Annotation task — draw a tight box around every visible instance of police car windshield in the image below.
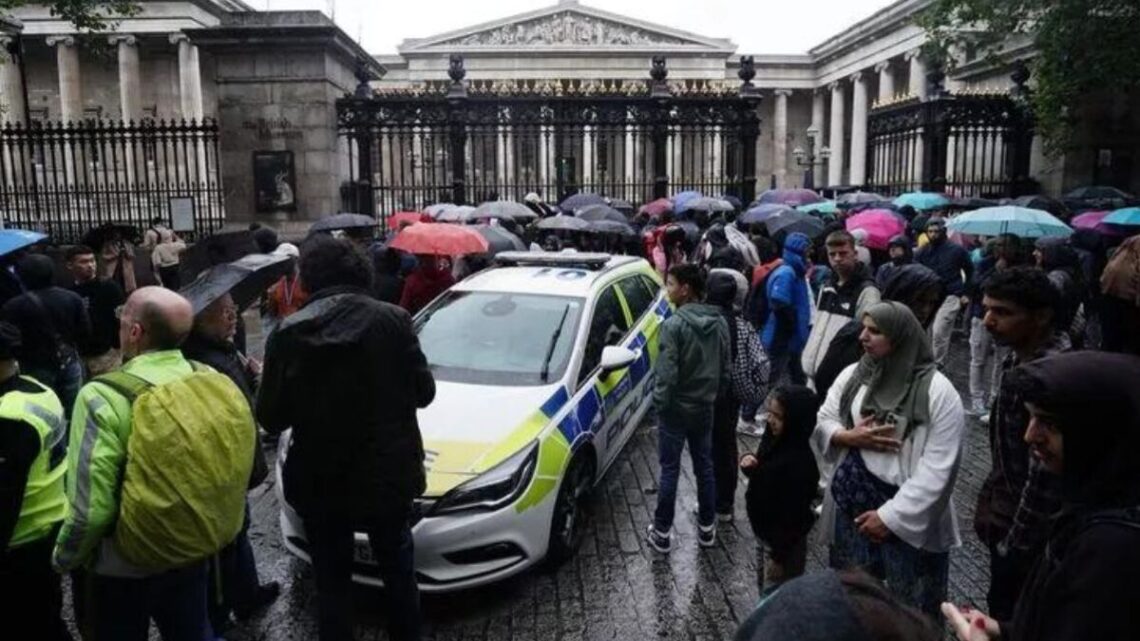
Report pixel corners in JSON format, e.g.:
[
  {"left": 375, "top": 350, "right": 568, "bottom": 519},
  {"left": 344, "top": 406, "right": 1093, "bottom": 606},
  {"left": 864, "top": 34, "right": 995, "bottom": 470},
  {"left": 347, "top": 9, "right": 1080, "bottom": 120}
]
[{"left": 415, "top": 291, "right": 584, "bottom": 386}]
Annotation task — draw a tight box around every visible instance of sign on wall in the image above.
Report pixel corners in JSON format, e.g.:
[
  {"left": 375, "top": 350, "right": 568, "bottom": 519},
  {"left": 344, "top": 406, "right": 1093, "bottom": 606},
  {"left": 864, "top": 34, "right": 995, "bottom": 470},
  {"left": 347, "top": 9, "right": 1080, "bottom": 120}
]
[{"left": 253, "top": 150, "right": 298, "bottom": 213}]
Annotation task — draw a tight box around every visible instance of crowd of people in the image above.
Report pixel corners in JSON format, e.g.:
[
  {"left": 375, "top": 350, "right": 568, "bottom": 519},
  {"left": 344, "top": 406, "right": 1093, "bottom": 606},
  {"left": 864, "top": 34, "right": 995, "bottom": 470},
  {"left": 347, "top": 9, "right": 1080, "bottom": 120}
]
[{"left": 1, "top": 191, "right": 1139, "bottom": 641}]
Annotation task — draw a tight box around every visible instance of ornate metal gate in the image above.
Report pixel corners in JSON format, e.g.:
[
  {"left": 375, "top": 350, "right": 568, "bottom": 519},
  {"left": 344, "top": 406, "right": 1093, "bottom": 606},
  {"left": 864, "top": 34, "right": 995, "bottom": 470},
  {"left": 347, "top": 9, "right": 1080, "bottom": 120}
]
[{"left": 337, "top": 55, "right": 763, "bottom": 217}]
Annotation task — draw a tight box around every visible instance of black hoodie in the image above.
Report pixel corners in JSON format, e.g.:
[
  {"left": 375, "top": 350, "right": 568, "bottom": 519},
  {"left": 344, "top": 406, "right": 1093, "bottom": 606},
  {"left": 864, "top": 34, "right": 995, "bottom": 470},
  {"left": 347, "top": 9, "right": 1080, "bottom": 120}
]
[
  {"left": 1003, "top": 352, "right": 1140, "bottom": 641},
  {"left": 744, "top": 385, "right": 821, "bottom": 551}
]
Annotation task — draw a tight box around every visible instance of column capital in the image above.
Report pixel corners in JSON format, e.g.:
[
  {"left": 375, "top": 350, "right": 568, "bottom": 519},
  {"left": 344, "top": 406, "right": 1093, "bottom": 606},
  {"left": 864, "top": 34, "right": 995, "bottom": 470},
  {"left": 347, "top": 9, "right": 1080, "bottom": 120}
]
[
  {"left": 904, "top": 48, "right": 924, "bottom": 62},
  {"left": 773, "top": 89, "right": 793, "bottom": 98},
  {"left": 874, "top": 61, "right": 892, "bottom": 73},
  {"left": 109, "top": 34, "right": 138, "bottom": 47},
  {"left": 849, "top": 70, "right": 865, "bottom": 83},
  {"left": 45, "top": 35, "right": 76, "bottom": 48},
  {"left": 828, "top": 80, "right": 843, "bottom": 92},
  {"left": 168, "top": 32, "right": 190, "bottom": 45}
]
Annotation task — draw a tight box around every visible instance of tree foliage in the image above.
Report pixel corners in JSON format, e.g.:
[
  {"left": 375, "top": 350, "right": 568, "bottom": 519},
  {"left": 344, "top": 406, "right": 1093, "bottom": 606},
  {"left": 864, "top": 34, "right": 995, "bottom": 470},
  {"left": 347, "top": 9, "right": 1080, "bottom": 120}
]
[
  {"left": 0, "top": 0, "right": 140, "bottom": 33},
  {"left": 921, "top": 0, "right": 1140, "bottom": 155}
]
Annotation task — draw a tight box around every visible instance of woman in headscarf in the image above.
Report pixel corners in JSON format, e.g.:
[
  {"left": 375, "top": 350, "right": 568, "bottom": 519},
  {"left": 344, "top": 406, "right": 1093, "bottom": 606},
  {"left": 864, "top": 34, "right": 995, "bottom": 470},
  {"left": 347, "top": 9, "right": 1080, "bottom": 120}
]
[
  {"left": 813, "top": 301, "right": 965, "bottom": 619},
  {"left": 1098, "top": 235, "right": 1140, "bottom": 355},
  {"left": 740, "top": 385, "right": 819, "bottom": 594},
  {"left": 943, "top": 351, "right": 1140, "bottom": 641}
]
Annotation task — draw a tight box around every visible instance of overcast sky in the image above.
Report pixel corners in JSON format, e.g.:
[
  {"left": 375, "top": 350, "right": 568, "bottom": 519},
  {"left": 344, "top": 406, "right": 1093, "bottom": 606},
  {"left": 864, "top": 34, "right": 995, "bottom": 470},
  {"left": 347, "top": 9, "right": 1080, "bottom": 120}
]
[{"left": 253, "top": 0, "right": 900, "bottom": 55}]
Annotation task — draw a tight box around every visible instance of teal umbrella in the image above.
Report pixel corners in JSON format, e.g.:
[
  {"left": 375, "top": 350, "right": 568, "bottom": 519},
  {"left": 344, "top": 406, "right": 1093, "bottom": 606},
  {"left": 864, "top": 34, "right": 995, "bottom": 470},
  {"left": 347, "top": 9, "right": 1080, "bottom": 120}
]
[
  {"left": 894, "top": 192, "right": 950, "bottom": 211},
  {"left": 0, "top": 229, "right": 48, "bottom": 257},
  {"left": 946, "top": 206, "right": 1072, "bottom": 238},
  {"left": 1104, "top": 207, "right": 1140, "bottom": 226},
  {"left": 796, "top": 200, "right": 838, "bottom": 216}
]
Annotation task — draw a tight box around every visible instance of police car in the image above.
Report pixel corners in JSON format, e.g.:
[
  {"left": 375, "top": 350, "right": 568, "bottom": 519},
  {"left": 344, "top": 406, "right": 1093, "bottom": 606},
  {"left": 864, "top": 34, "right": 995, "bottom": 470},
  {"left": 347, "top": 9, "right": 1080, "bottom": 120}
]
[{"left": 277, "top": 251, "right": 669, "bottom": 591}]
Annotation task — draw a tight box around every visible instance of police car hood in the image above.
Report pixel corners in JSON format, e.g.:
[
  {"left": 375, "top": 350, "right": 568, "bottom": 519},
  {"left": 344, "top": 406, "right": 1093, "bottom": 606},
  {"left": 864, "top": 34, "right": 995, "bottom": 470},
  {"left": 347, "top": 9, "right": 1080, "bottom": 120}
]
[{"left": 418, "top": 380, "right": 565, "bottom": 497}]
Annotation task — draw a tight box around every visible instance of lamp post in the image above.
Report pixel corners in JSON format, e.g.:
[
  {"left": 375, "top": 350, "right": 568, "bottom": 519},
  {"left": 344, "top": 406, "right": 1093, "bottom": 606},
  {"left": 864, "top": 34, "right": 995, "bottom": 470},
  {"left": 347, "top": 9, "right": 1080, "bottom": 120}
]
[{"left": 793, "top": 125, "right": 830, "bottom": 190}]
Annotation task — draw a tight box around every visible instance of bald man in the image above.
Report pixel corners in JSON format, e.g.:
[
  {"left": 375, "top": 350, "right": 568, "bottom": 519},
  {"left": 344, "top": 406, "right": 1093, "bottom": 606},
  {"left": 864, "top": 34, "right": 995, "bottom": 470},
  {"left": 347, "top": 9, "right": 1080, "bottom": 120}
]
[{"left": 53, "top": 287, "right": 234, "bottom": 641}]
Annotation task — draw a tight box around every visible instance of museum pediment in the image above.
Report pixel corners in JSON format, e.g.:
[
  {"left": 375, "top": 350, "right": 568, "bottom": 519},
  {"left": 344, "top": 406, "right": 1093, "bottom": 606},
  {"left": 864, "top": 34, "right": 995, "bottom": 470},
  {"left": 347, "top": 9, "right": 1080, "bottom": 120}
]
[{"left": 398, "top": 2, "right": 735, "bottom": 54}]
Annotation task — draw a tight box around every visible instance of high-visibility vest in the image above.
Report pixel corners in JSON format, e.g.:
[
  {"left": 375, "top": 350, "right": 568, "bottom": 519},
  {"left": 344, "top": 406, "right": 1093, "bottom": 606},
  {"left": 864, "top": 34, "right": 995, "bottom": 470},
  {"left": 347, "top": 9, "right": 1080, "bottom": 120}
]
[{"left": 4, "top": 377, "right": 67, "bottom": 549}]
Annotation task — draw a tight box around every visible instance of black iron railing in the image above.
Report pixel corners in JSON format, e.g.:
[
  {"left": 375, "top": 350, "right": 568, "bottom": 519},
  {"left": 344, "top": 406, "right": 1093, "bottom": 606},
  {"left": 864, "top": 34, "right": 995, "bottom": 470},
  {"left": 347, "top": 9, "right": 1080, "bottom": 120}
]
[{"left": 0, "top": 118, "right": 225, "bottom": 243}]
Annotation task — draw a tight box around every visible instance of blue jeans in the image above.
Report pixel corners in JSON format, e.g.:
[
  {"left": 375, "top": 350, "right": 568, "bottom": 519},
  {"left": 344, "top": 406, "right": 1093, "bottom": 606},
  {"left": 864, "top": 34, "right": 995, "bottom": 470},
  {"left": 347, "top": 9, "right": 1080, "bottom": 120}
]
[
  {"left": 654, "top": 411, "right": 716, "bottom": 532},
  {"left": 28, "top": 349, "right": 83, "bottom": 423},
  {"left": 829, "top": 509, "right": 949, "bottom": 619},
  {"left": 81, "top": 562, "right": 213, "bottom": 641}
]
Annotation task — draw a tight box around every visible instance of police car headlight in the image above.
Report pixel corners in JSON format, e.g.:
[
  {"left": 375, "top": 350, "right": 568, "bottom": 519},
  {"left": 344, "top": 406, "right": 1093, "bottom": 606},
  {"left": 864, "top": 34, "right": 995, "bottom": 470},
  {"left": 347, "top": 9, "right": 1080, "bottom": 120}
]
[{"left": 432, "top": 441, "right": 539, "bottom": 516}]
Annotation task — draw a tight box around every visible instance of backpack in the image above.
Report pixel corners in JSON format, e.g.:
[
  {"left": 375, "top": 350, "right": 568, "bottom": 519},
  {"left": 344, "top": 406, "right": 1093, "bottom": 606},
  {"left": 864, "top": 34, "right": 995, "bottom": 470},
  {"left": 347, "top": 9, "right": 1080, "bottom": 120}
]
[
  {"left": 97, "top": 363, "right": 255, "bottom": 570},
  {"left": 728, "top": 315, "right": 771, "bottom": 406}
]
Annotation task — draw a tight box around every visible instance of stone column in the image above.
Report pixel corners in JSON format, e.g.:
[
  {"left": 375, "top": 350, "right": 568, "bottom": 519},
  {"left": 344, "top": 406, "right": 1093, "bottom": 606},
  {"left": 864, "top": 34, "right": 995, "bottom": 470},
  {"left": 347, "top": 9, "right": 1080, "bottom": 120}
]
[
  {"left": 0, "top": 35, "right": 27, "bottom": 124},
  {"left": 906, "top": 49, "right": 927, "bottom": 100},
  {"left": 47, "top": 35, "right": 81, "bottom": 122},
  {"left": 623, "top": 124, "right": 634, "bottom": 201},
  {"left": 503, "top": 127, "right": 514, "bottom": 198},
  {"left": 170, "top": 33, "right": 203, "bottom": 120},
  {"left": 711, "top": 127, "right": 722, "bottom": 190},
  {"left": 810, "top": 89, "right": 825, "bottom": 152},
  {"left": 849, "top": 71, "right": 869, "bottom": 186},
  {"left": 827, "top": 80, "right": 845, "bottom": 187},
  {"left": 110, "top": 35, "right": 141, "bottom": 122},
  {"left": 581, "top": 125, "right": 594, "bottom": 189},
  {"left": 876, "top": 61, "right": 895, "bottom": 103},
  {"left": 538, "top": 125, "right": 549, "bottom": 193},
  {"left": 772, "top": 89, "right": 791, "bottom": 188}
]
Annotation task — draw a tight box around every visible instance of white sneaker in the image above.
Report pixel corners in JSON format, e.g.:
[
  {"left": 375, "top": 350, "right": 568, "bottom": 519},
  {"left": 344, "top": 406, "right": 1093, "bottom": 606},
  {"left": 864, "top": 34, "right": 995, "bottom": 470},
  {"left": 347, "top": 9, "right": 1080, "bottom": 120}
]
[{"left": 697, "top": 522, "right": 717, "bottom": 548}]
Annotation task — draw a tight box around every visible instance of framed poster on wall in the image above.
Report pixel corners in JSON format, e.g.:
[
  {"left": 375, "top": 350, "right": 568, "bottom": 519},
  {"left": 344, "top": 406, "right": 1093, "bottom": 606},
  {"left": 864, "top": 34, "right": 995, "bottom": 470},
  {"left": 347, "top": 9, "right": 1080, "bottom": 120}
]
[{"left": 253, "top": 150, "right": 298, "bottom": 213}]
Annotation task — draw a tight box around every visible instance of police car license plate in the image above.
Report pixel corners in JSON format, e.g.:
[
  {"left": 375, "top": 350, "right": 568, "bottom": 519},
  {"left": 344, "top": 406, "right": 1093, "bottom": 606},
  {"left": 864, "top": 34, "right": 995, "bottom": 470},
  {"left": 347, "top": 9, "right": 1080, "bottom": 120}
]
[{"left": 353, "top": 539, "right": 375, "bottom": 565}]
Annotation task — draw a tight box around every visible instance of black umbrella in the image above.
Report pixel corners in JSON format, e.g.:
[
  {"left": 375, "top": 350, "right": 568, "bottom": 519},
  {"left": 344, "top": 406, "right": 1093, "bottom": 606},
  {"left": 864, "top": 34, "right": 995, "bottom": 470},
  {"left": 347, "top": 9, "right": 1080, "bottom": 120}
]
[
  {"left": 473, "top": 200, "right": 538, "bottom": 222},
  {"left": 560, "top": 192, "right": 607, "bottom": 211},
  {"left": 674, "top": 220, "right": 702, "bottom": 245},
  {"left": 179, "top": 252, "right": 295, "bottom": 315},
  {"left": 585, "top": 219, "right": 635, "bottom": 237},
  {"left": 607, "top": 198, "right": 635, "bottom": 215},
  {"left": 1009, "top": 195, "right": 1069, "bottom": 220},
  {"left": 471, "top": 224, "right": 527, "bottom": 255},
  {"left": 537, "top": 215, "right": 592, "bottom": 232},
  {"left": 765, "top": 209, "right": 825, "bottom": 239},
  {"left": 576, "top": 204, "right": 628, "bottom": 223},
  {"left": 82, "top": 223, "right": 141, "bottom": 251},
  {"left": 308, "top": 213, "right": 377, "bottom": 234}
]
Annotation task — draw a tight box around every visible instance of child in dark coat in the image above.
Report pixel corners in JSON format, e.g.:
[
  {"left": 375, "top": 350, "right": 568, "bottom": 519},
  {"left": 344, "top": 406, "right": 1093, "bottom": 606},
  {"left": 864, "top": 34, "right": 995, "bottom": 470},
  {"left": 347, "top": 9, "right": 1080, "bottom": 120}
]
[{"left": 741, "top": 385, "right": 821, "bottom": 594}]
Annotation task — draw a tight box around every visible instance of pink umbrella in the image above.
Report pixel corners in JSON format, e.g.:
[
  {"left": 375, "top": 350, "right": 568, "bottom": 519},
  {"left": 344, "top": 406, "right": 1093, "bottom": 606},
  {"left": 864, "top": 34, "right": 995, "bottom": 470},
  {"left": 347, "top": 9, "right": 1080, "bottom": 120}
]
[
  {"left": 846, "top": 209, "right": 906, "bottom": 250},
  {"left": 1071, "top": 210, "right": 1129, "bottom": 236},
  {"left": 639, "top": 198, "right": 673, "bottom": 218}
]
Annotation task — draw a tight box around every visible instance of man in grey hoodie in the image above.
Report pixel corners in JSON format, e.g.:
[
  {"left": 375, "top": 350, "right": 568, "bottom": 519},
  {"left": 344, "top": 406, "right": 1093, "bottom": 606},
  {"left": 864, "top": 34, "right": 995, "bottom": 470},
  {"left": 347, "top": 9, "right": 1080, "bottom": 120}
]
[{"left": 648, "top": 263, "right": 731, "bottom": 552}]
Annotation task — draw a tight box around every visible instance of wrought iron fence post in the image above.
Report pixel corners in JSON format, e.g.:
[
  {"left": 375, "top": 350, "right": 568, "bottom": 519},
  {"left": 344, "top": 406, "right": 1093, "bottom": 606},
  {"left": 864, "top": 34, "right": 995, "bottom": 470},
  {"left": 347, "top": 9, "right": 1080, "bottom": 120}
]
[
  {"left": 447, "top": 54, "right": 469, "bottom": 205},
  {"left": 649, "top": 56, "right": 670, "bottom": 199},
  {"left": 738, "top": 56, "right": 762, "bottom": 205},
  {"left": 351, "top": 61, "right": 375, "bottom": 216},
  {"left": 1007, "top": 61, "right": 1034, "bottom": 197}
]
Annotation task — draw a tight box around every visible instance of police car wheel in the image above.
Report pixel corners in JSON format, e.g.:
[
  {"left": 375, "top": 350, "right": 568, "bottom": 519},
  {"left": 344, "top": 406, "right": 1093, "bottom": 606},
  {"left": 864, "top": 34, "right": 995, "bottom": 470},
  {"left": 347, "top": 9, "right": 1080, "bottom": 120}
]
[{"left": 546, "top": 453, "right": 595, "bottom": 564}]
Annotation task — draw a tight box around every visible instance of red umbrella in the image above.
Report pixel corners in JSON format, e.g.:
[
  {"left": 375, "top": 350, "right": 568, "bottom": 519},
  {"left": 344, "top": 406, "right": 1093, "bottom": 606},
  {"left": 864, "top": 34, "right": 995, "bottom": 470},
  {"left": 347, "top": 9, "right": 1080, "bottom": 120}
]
[
  {"left": 387, "top": 211, "right": 431, "bottom": 230},
  {"left": 639, "top": 198, "right": 673, "bottom": 218},
  {"left": 389, "top": 222, "right": 489, "bottom": 256},
  {"left": 846, "top": 209, "right": 905, "bottom": 250}
]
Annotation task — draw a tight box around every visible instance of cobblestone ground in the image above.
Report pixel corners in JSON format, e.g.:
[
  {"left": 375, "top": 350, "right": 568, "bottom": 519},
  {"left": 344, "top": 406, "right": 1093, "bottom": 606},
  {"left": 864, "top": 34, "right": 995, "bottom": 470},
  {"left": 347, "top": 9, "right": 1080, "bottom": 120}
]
[{"left": 210, "top": 323, "right": 992, "bottom": 641}]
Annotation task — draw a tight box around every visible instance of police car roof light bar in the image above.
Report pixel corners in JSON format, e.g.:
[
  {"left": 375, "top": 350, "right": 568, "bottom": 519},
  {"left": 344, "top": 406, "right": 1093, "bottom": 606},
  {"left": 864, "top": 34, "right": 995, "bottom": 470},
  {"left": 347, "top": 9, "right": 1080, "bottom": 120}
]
[{"left": 493, "top": 251, "right": 613, "bottom": 271}]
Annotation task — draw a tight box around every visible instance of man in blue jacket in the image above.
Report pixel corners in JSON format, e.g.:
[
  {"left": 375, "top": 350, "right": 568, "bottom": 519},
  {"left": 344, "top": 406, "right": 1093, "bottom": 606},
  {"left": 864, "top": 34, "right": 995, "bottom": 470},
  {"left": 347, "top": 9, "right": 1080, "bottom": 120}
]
[{"left": 762, "top": 233, "right": 812, "bottom": 387}]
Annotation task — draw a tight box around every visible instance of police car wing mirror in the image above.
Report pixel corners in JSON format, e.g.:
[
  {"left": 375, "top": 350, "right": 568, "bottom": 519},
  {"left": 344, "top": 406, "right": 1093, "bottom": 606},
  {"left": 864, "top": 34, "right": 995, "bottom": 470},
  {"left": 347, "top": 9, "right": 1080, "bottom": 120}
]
[{"left": 599, "top": 345, "right": 637, "bottom": 373}]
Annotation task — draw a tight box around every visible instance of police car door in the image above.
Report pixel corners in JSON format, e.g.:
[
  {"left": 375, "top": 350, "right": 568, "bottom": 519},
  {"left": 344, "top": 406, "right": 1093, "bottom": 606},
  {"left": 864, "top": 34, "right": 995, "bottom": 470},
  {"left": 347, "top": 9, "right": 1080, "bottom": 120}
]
[{"left": 570, "top": 283, "right": 632, "bottom": 468}]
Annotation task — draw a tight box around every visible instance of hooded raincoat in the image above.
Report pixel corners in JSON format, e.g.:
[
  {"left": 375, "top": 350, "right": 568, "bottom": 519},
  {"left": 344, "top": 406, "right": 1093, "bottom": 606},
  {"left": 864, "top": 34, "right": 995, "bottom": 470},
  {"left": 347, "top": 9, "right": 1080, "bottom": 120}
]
[{"left": 652, "top": 302, "right": 730, "bottom": 423}]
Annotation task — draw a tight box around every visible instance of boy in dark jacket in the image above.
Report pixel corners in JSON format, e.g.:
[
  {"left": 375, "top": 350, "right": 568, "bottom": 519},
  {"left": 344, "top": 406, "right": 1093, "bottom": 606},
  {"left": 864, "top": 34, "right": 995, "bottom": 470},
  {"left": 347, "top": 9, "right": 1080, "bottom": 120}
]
[{"left": 741, "top": 385, "right": 820, "bottom": 594}]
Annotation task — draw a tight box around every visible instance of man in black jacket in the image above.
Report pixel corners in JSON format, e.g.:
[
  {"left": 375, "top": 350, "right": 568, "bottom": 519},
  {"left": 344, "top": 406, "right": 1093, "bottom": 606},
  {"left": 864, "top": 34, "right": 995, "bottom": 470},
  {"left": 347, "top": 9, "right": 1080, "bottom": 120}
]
[
  {"left": 257, "top": 236, "right": 435, "bottom": 641},
  {"left": 915, "top": 217, "right": 973, "bottom": 367}
]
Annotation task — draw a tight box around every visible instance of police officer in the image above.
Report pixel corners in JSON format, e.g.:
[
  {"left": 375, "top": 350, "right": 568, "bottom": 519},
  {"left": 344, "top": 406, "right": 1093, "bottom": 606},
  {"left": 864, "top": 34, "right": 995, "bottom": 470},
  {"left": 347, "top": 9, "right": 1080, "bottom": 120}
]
[{"left": 0, "top": 321, "right": 72, "bottom": 640}]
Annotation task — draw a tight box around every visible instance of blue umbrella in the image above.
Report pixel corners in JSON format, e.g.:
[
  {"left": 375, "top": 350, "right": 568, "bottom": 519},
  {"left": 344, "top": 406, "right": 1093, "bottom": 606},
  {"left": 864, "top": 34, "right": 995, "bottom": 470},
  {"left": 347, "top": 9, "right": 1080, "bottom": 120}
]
[
  {"left": 672, "top": 190, "right": 703, "bottom": 210},
  {"left": 894, "top": 192, "right": 951, "bottom": 211},
  {"left": 741, "top": 203, "right": 793, "bottom": 225},
  {"left": 946, "top": 206, "right": 1072, "bottom": 238},
  {"left": 1104, "top": 207, "right": 1140, "bottom": 226},
  {"left": 0, "top": 229, "right": 48, "bottom": 257}
]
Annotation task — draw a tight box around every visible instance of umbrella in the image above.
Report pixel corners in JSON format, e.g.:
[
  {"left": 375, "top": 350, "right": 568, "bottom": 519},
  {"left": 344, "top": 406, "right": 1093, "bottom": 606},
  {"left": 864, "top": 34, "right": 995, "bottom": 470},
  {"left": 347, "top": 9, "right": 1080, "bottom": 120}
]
[
  {"left": 181, "top": 230, "right": 259, "bottom": 278},
  {"left": 1008, "top": 195, "right": 1069, "bottom": 220},
  {"left": 1065, "top": 186, "right": 1134, "bottom": 201},
  {"left": 536, "top": 215, "right": 592, "bottom": 232},
  {"left": 893, "top": 192, "right": 950, "bottom": 211},
  {"left": 1071, "top": 211, "right": 1129, "bottom": 237},
  {"left": 82, "top": 223, "right": 141, "bottom": 251},
  {"left": 946, "top": 206, "right": 1072, "bottom": 238},
  {"left": 474, "top": 200, "right": 538, "bottom": 222},
  {"left": 0, "top": 229, "right": 47, "bottom": 257},
  {"left": 309, "top": 213, "right": 376, "bottom": 234},
  {"left": 425, "top": 203, "right": 455, "bottom": 218},
  {"left": 179, "top": 252, "right": 295, "bottom": 315},
  {"left": 677, "top": 196, "right": 734, "bottom": 215},
  {"left": 796, "top": 201, "right": 839, "bottom": 216},
  {"left": 846, "top": 209, "right": 906, "bottom": 250},
  {"left": 755, "top": 188, "right": 824, "bottom": 207},
  {"left": 674, "top": 220, "right": 702, "bottom": 244},
  {"left": 389, "top": 222, "right": 489, "bottom": 256},
  {"left": 671, "top": 190, "right": 704, "bottom": 209},
  {"left": 607, "top": 198, "right": 635, "bottom": 215},
  {"left": 560, "top": 192, "right": 607, "bottom": 211},
  {"left": 387, "top": 211, "right": 431, "bottom": 230},
  {"left": 471, "top": 224, "right": 527, "bottom": 255},
  {"left": 836, "top": 191, "right": 888, "bottom": 208},
  {"left": 575, "top": 204, "right": 628, "bottom": 223},
  {"left": 435, "top": 205, "right": 477, "bottom": 223},
  {"left": 1104, "top": 207, "right": 1140, "bottom": 226},
  {"left": 947, "top": 197, "right": 999, "bottom": 210},
  {"left": 639, "top": 198, "right": 673, "bottom": 218},
  {"left": 765, "top": 209, "right": 825, "bottom": 239},
  {"left": 585, "top": 219, "right": 636, "bottom": 237},
  {"left": 741, "top": 203, "right": 794, "bottom": 225},
  {"left": 720, "top": 195, "right": 743, "bottom": 210}
]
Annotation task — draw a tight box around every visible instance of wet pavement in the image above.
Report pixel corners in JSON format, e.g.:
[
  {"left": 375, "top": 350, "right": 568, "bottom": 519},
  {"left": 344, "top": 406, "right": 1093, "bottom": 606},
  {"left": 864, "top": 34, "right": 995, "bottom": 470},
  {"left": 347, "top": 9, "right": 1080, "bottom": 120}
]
[{"left": 222, "top": 332, "right": 993, "bottom": 640}]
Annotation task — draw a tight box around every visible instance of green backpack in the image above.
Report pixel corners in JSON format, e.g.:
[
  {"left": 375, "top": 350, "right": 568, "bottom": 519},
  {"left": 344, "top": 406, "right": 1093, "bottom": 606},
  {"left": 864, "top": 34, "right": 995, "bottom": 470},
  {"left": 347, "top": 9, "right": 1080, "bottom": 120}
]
[{"left": 97, "top": 363, "right": 255, "bottom": 570}]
